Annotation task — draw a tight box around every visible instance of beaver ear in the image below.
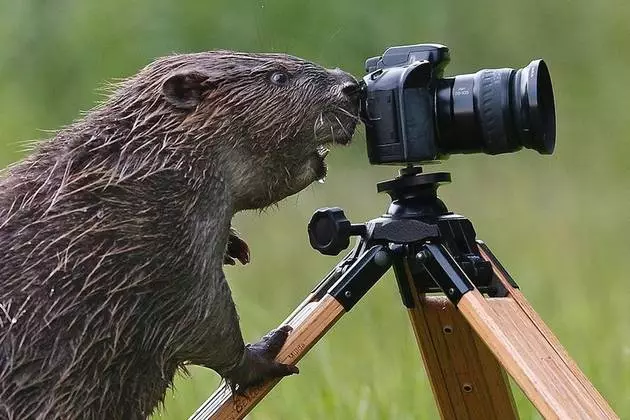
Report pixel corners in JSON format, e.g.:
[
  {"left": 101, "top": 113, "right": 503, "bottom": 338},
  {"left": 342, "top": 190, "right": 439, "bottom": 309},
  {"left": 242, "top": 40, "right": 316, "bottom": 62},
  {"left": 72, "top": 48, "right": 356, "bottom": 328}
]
[{"left": 161, "top": 70, "right": 213, "bottom": 109}]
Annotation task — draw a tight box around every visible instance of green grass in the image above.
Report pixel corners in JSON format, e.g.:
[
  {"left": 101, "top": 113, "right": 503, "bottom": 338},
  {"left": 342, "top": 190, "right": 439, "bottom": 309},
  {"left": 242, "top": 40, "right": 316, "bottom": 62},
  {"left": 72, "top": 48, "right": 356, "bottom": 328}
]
[{"left": 1, "top": 0, "right": 629, "bottom": 418}]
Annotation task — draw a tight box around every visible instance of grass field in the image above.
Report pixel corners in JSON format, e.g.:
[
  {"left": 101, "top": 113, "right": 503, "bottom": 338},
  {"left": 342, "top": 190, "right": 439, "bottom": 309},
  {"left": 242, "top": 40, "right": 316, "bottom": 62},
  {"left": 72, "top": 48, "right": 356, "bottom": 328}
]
[{"left": 1, "top": 0, "right": 629, "bottom": 418}]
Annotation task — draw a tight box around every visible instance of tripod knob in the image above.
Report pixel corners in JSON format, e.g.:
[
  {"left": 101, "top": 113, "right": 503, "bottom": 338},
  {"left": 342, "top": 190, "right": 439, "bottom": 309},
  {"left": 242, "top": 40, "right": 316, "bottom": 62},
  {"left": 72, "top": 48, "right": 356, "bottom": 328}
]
[{"left": 308, "top": 207, "right": 364, "bottom": 255}]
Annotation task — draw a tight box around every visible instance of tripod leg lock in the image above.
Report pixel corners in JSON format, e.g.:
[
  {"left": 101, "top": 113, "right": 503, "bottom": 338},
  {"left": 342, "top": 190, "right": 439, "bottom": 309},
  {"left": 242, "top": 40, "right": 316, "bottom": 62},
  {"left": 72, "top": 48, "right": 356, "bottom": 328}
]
[
  {"left": 477, "top": 241, "right": 519, "bottom": 289},
  {"left": 329, "top": 245, "right": 392, "bottom": 311},
  {"left": 420, "top": 243, "right": 475, "bottom": 304}
]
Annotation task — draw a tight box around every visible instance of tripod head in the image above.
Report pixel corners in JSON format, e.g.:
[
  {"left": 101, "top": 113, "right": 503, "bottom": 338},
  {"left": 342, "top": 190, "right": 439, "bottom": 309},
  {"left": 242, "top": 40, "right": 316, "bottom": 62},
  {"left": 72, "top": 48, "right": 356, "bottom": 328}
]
[
  {"left": 307, "top": 166, "right": 509, "bottom": 305},
  {"left": 308, "top": 166, "right": 453, "bottom": 256},
  {"left": 377, "top": 166, "right": 451, "bottom": 220}
]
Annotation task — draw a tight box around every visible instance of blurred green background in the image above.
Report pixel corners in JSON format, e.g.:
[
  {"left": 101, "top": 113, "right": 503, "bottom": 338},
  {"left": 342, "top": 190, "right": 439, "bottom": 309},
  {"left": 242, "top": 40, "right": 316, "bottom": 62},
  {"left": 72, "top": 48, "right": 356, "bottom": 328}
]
[{"left": 1, "top": 0, "right": 629, "bottom": 418}]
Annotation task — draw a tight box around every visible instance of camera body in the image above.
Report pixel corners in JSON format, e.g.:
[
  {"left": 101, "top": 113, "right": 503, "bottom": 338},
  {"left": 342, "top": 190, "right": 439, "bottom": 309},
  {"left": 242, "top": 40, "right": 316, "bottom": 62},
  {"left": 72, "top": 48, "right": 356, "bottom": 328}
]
[
  {"left": 361, "top": 44, "right": 450, "bottom": 164},
  {"left": 360, "top": 44, "right": 555, "bottom": 165}
]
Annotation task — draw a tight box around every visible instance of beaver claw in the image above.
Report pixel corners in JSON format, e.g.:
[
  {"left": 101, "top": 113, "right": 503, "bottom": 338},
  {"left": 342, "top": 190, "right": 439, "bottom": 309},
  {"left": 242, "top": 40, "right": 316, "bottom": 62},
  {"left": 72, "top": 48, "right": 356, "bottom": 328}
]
[
  {"left": 225, "top": 325, "right": 299, "bottom": 394},
  {"left": 224, "top": 228, "right": 250, "bottom": 265}
]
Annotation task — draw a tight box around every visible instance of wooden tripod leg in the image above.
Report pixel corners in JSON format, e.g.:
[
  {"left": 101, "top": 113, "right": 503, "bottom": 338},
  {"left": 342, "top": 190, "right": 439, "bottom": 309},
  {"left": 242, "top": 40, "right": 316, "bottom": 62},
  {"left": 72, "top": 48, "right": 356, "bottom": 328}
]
[
  {"left": 190, "top": 294, "right": 345, "bottom": 420},
  {"left": 404, "top": 246, "right": 619, "bottom": 420},
  {"left": 458, "top": 290, "right": 618, "bottom": 419},
  {"left": 474, "top": 244, "right": 619, "bottom": 419},
  {"left": 403, "top": 263, "right": 519, "bottom": 420}
]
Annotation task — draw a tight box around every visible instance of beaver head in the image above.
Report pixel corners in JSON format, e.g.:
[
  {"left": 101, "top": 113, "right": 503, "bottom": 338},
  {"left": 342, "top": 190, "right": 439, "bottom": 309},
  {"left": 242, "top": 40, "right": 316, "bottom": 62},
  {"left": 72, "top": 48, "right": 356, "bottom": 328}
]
[{"left": 102, "top": 51, "right": 360, "bottom": 212}]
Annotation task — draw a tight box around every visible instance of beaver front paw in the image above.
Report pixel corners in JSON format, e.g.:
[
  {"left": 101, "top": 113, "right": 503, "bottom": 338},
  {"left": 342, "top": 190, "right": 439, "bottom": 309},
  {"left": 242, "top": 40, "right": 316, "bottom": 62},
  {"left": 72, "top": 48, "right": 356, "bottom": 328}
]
[
  {"left": 224, "top": 325, "right": 299, "bottom": 394},
  {"left": 224, "top": 228, "right": 250, "bottom": 265}
]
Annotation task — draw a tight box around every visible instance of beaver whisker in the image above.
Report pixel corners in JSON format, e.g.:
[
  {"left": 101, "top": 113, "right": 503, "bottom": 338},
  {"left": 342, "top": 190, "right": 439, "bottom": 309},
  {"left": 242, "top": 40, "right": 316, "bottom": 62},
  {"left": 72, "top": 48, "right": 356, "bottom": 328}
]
[
  {"left": 334, "top": 106, "right": 361, "bottom": 122},
  {"left": 312, "top": 111, "right": 323, "bottom": 143},
  {"left": 329, "top": 116, "right": 337, "bottom": 145},
  {"left": 333, "top": 114, "right": 350, "bottom": 140}
]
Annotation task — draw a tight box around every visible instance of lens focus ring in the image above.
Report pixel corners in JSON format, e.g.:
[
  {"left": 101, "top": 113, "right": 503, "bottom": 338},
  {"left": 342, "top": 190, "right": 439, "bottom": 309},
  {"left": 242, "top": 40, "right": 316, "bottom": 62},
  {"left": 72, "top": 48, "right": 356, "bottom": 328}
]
[{"left": 476, "top": 70, "right": 512, "bottom": 154}]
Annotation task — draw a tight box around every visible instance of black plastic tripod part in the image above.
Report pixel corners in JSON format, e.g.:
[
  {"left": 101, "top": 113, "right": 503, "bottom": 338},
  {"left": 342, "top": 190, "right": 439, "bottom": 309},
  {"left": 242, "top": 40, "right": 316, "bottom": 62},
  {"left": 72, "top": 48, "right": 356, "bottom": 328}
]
[
  {"left": 307, "top": 168, "right": 516, "bottom": 308},
  {"left": 376, "top": 170, "right": 499, "bottom": 302},
  {"left": 378, "top": 171, "right": 452, "bottom": 220},
  {"left": 328, "top": 245, "right": 392, "bottom": 310},
  {"left": 378, "top": 171, "right": 451, "bottom": 197},
  {"left": 477, "top": 241, "right": 519, "bottom": 289},
  {"left": 308, "top": 207, "right": 367, "bottom": 256},
  {"left": 419, "top": 243, "right": 475, "bottom": 303}
]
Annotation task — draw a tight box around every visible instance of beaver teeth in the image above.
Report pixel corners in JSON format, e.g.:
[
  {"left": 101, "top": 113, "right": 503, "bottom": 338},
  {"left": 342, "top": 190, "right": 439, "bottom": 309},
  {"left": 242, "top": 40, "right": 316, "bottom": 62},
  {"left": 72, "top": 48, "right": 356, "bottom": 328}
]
[
  {"left": 316, "top": 145, "right": 330, "bottom": 159},
  {"left": 314, "top": 145, "right": 329, "bottom": 184}
]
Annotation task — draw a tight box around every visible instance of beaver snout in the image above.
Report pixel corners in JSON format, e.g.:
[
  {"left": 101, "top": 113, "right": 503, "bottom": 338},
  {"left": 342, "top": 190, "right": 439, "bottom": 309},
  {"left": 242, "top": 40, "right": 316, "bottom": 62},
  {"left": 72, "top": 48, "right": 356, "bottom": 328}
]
[
  {"left": 329, "top": 67, "right": 360, "bottom": 99},
  {"left": 340, "top": 82, "right": 361, "bottom": 99}
]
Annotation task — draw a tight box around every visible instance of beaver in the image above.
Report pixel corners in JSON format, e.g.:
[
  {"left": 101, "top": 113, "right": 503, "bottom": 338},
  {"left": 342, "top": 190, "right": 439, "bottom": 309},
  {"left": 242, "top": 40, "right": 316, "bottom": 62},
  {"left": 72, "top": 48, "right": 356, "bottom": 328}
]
[{"left": 0, "top": 51, "right": 360, "bottom": 419}]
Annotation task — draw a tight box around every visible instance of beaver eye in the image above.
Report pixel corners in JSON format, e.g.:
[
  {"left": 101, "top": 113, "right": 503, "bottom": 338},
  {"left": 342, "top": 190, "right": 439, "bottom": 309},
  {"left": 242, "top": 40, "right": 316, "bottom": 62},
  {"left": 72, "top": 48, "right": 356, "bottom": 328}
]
[{"left": 270, "top": 71, "right": 289, "bottom": 86}]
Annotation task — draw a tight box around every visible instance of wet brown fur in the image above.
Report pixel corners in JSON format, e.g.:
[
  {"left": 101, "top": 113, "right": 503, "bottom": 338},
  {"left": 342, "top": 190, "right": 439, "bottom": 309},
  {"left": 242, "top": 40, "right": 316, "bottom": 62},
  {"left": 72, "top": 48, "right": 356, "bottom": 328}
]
[{"left": 0, "top": 51, "right": 358, "bottom": 419}]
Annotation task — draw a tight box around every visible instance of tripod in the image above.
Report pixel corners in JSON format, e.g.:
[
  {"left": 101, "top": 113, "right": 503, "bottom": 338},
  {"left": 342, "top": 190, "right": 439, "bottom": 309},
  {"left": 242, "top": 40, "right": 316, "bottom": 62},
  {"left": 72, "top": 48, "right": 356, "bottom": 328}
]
[{"left": 190, "top": 167, "right": 618, "bottom": 420}]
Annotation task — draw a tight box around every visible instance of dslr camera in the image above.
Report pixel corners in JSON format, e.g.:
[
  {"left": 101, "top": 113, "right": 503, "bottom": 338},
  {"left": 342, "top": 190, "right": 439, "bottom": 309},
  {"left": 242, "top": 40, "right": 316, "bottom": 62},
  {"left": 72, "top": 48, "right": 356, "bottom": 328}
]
[{"left": 359, "top": 44, "right": 556, "bottom": 164}]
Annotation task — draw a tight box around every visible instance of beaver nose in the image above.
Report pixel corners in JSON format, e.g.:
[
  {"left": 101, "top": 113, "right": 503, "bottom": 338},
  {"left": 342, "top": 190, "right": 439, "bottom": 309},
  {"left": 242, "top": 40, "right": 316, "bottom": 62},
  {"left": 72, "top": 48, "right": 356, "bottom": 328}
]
[
  {"left": 341, "top": 81, "right": 361, "bottom": 99},
  {"left": 330, "top": 67, "right": 360, "bottom": 98}
]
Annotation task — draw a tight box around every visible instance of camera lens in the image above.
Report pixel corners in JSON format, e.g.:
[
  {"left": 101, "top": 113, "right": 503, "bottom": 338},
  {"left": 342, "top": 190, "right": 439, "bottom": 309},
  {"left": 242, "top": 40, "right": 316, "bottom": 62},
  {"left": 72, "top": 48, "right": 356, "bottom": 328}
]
[{"left": 435, "top": 59, "right": 555, "bottom": 157}]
